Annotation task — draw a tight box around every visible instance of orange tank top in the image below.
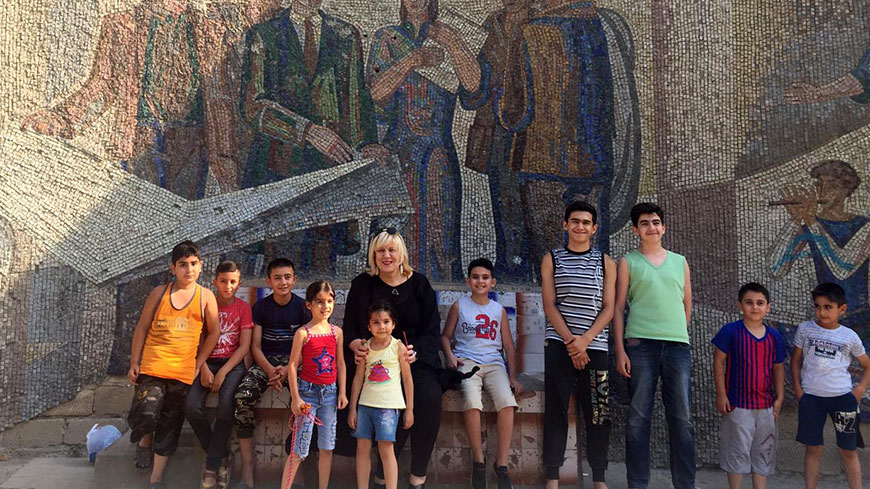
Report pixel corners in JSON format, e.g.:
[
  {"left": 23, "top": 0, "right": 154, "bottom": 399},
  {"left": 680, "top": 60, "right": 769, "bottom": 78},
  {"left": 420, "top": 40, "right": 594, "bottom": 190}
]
[{"left": 139, "top": 283, "right": 204, "bottom": 384}]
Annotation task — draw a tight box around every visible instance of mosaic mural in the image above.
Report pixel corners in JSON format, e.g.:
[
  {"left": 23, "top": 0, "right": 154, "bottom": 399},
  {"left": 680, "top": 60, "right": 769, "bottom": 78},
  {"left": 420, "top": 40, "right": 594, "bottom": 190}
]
[{"left": 2, "top": 0, "right": 870, "bottom": 467}]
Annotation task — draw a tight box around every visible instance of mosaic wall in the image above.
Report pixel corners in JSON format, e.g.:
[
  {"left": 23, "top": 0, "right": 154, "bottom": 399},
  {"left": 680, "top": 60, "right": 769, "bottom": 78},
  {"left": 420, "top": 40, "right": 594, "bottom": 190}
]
[{"left": 2, "top": 0, "right": 870, "bottom": 467}]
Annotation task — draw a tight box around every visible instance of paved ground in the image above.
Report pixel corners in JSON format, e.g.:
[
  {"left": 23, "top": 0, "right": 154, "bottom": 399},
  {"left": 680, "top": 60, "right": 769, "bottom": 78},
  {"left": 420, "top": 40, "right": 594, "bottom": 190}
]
[{"left": 0, "top": 456, "right": 859, "bottom": 489}]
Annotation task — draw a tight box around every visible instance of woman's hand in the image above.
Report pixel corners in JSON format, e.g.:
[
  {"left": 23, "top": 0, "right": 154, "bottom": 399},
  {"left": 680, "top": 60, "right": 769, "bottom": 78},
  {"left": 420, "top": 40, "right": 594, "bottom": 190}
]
[{"left": 350, "top": 339, "right": 370, "bottom": 365}]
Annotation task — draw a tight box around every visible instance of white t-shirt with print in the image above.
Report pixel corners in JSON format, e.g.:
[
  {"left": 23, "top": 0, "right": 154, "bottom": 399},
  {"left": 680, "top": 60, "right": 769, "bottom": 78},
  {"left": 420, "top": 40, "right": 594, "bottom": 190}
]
[{"left": 794, "top": 320, "right": 866, "bottom": 397}]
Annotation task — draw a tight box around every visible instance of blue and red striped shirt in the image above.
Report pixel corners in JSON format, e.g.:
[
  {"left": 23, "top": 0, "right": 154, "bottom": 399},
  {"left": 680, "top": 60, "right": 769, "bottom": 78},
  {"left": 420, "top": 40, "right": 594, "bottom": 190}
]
[{"left": 712, "top": 320, "right": 786, "bottom": 409}]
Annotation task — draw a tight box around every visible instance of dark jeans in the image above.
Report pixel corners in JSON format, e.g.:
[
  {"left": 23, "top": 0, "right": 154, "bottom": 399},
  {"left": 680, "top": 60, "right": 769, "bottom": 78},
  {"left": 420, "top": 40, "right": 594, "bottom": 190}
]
[
  {"left": 543, "top": 341, "right": 611, "bottom": 482},
  {"left": 625, "top": 339, "right": 695, "bottom": 489},
  {"left": 184, "top": 359, "right": 247, "bottom": 470}
]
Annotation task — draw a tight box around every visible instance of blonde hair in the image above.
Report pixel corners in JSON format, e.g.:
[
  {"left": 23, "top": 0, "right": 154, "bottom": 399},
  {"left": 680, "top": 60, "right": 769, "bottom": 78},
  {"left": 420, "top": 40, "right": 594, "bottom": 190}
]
[{"left": 367, "top": 231, "right": 414, "bottom": 278}]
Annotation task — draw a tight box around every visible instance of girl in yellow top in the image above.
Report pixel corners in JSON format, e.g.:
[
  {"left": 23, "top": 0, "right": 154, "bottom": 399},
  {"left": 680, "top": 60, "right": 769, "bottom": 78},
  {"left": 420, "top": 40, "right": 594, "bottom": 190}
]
[{"left": 348, "top": 302, "right": 414, "bottom": 489}]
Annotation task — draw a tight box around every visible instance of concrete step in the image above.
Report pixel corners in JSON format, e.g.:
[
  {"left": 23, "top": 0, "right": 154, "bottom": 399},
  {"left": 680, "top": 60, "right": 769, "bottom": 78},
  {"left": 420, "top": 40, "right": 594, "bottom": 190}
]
[{"left": 93, "top": 433, "right": 201, "bottom": 489}]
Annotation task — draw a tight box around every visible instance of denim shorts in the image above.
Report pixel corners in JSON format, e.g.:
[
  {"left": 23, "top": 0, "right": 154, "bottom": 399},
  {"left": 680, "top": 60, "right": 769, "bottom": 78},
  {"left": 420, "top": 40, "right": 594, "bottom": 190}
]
[
  {"left": 352, "top": 405, "right": 400, "bottom": 442},
  {"left": 292, "top": 379, "right": 338, "bottom": 458}
]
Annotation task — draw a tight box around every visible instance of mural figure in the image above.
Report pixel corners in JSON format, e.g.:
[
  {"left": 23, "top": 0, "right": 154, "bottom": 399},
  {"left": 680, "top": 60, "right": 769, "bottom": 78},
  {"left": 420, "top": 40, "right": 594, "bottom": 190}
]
[
  {"left": 367, "top": 0, "right": 490, "bottom": 281},
  {"left": 770, "top": 160, "right": 870, "bottom": 341},
  {"left": 463, "top": 0, "right": 535, "bottom": 281},
  {"left": 496, "top": 0, "right": 641, "bottom": 279},
  {"left": 240, "top": 0, "right": 389, "bottom": 272},
  {"left": 21, "top": 0, "right": 242, "bottom": 198}
]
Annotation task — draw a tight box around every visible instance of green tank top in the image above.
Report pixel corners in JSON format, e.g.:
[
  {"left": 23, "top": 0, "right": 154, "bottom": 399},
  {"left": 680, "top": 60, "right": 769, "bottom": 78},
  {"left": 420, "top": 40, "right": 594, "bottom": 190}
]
[{"left": 624, "top": 249, "right": 690, "bottom": 343}]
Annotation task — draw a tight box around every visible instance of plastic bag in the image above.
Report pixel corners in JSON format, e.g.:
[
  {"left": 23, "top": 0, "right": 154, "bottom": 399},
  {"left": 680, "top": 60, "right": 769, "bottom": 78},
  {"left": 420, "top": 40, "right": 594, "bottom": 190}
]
[{"left": 86, "top": 423, "right": 122, "bottom": 463}]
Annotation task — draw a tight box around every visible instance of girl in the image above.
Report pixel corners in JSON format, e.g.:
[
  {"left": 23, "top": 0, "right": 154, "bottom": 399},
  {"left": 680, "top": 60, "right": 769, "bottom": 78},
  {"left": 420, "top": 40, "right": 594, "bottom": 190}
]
[
  {"left": 348, "top": 302, "right": 414, "bottom": 489},
  {"left": 282, "top": 281, "right": 348, "bottom": 489}
]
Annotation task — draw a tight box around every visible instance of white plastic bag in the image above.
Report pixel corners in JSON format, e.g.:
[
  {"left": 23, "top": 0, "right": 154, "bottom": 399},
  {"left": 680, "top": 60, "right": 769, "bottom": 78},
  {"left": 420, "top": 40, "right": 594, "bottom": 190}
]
[{"left": 86, "top": 423, "right": 121, "bottom": 463}]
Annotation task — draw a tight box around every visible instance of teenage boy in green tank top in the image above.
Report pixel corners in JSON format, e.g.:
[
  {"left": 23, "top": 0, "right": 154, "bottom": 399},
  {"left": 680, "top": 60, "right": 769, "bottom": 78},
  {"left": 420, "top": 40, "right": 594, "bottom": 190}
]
[{"left": 612, "top": 203, "right": 696, "bottom": 489}]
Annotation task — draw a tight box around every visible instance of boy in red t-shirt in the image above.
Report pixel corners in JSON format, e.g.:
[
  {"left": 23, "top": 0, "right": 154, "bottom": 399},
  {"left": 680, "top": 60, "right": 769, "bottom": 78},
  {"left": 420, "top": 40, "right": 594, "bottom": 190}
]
[{"left": 184, "top": 261, "right": 253, "bottom": 489}]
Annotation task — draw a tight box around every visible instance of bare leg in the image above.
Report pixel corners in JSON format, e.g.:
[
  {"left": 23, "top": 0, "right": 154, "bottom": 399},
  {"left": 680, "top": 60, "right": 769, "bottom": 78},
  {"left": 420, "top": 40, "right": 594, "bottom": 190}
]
[
  {"left": 465, "top": 409, "right": 485, "bottom": 463},
  {"left": 280, "top": 453, "right": 303, "bottom": 489},
  {"left": 545, "top": 480, "right": 559, "bottom": 489},
  {"left": 150, "top": 454, "right": 169, "bottom": 484},
  {"left": 751, "top": 472, "right": 767, "bottom": 489},
  {"left": 139, "top": 433, "right": 152, "bottom": 447},
  {"left": 357, "top": 439, "right": 372, "bottom": 489},
  {"left": 804, "top": 445, "right": 823, "bottom": 489},
  {"left": 318, "top": 449, "right": 333, "bottom": 489},
  {"left": 408, "top": 474, "right": 426, "bottom": 486},
  {"left": 727, "top": 472, "right": 743, "bottom": 489},
  {"left": 238, "top": 437, "right": 255, "bottom": 488},
  {"left": 841, "top": 448, "right": 862, "bottom": 489},
  {"left": 378, "top": 441, "right": 398, "bottom": 489},
  {"left": 495, "top": 407, "right": 514, "bottom": 467}
]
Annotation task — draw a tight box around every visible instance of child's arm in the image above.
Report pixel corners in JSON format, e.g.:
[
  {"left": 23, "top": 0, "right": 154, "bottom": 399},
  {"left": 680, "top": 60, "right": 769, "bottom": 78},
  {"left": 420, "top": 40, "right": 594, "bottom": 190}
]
[
  {"left": 613, "top": 258, "right": 631, "bottom": 378},
  {"left": 852, "top": 353, "right": 870, "bottom": 403},
  {"left": 440, "top": 302, "right": 461, "bottom": 370},
  {"left": 288, "top": 328, "right": 307, "bottom": 414},
  {"left": 500, "top": 307, "right": 523, "bottom": 395},
  {"left": 213, "top": 327, "right": 253, "bottom": 393},
  {"left": 336, "top": 328, "right": 348, "bottom": 409},
  {"left": 398, "top": 343, "right": 415, "bottom": 429},
  {"left": 773, "top": 362, "right": 785, "bottom": 419},
  {"left": 250, "top": 325, "right": 274, "bottom": 373},
  {"left": 197, "top": 289, "right": 222, "bottom": 375},
  {"left": 682, "top": 260, "right": 693, "bottom": 325},
  {"left": 712, "top": 348, "right": 730, "bottom": 415},
  {"left": 791, "top": 346, "right": 804, "bottom": 400},
  {"left": 576, "top": 254, "right": 616, "bottom": 360},
  {"left": 128, "top": 286, "right": 164, "bottom": 384},
  {"left": 347, "top": 355, "right": 366, "bottom": 430}
]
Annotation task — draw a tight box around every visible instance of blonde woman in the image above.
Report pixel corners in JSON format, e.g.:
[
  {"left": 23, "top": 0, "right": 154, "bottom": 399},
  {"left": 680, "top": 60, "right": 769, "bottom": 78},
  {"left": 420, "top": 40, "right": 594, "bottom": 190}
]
[{"left": 342, "top": 228, "right": 442, "bottom": 489}]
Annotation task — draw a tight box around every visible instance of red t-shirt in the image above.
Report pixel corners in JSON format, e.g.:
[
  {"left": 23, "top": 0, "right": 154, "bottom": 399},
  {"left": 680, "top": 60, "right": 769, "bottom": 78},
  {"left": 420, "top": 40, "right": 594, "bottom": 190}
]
[{"left": 211, "top": 297, "right": 254, "bottom": 358}]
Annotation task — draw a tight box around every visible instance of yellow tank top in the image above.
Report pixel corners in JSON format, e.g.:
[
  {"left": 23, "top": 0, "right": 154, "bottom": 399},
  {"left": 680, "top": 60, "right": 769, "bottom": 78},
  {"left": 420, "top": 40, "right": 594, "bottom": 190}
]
[
  {"left": 359, "top": 337, "right": 405, "bottom": 409},
  {"left": 140, "top": 283, "right": 204, "bottom": 384}
]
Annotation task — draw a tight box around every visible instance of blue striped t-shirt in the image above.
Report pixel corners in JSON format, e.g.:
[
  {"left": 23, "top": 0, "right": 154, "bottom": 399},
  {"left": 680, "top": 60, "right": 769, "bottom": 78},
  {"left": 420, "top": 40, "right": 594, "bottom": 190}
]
[{"left": 711, "top": 320, "right": 786, "bottom": 409}]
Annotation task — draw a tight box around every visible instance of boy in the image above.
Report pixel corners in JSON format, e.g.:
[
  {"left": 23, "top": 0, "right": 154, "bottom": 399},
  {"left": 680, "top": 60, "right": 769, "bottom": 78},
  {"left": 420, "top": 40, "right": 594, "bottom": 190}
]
[
  {"left": 712, "top": 283, "right": 786, "bottom": 489},
  {"left": 540, "top": 201, "right": 616, "bottom": 489},
  {"left": 233, "top": 258, "right": 309, "bottom": 489},
  {"left": 127, "top": 240, "right": 221, "bottom": 489},
  {"left": 184, "top": 261, "right": 253, "bottom": 489},
  {"left": 613, "top": 202, "right": 695, "bottom": 489},
  {"left": 792, "top": 282, "right": 870, "bottom": 489},
  {"left": 442, "top": 258, "right": 523, "bottom": 489}
]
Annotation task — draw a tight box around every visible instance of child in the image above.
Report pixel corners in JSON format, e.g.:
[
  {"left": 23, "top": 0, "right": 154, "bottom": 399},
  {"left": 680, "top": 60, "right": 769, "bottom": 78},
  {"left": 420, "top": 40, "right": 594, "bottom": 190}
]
[
  {"left": 612, "top": 202, "right": 695, "bottom": 489},
  {"left": 282, "top": 281, "right": 348, "bottom": 489},
  {"left": 348, "top": 302, "right": 414, "bottom": 489},
  {"left": 792, "top": 282, "right": 870, "bottom": 489},
  {"left": 233, "top": 258, "right": 310, "bottom": 489},
  {"left": 184, "top": 261, "right": 253, "bottom": 489},
  {"left": 712, "top": 282, "right": 786, "bottom": 489},
  {"left": 441, "top": 258, "right": 522, "bottom": 489},
  {"left": 126, "top": 240, "right": 221, "bottom": 489}
]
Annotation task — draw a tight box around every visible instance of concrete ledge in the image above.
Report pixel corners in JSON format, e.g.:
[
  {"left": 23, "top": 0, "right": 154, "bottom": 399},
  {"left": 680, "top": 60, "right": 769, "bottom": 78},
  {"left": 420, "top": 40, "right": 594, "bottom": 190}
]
[
  {"left": 93, "top": 433, "right": 201, "bottom": 489},
  {"left": 63, "top": 418, "right": 128, "bottom": 446},
  {"left": 0, "top": 419, "right": 65, "bottom": 448}
]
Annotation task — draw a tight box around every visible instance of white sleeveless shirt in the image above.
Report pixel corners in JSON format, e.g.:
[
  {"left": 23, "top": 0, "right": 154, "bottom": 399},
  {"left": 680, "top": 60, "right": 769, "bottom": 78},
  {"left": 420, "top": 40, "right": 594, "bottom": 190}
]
[{"left": 452, "top": 296, "right": 506, "bottom": 366}]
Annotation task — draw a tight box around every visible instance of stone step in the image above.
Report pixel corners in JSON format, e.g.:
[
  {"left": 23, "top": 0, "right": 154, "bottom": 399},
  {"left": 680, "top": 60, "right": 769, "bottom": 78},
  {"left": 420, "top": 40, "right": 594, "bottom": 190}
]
[{"left": 94, "top": 433, "right": 201, "bottom": 489}]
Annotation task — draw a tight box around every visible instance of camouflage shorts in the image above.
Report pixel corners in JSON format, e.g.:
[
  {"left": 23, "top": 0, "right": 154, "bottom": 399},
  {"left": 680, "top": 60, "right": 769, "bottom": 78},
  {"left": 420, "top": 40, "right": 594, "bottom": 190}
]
[
  {"left": 234, "top": 355, "right": 289, "bottom": 438},
  {"left": 127, "top": 374, "right": 190, "bottom": 456}
]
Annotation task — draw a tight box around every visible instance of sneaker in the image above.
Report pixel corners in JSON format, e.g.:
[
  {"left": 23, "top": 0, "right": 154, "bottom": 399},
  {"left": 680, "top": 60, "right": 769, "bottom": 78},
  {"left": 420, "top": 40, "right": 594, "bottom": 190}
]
[
  {"left": 494, "top": 464, "right": 512, "bottom": 489},
  {"left": 471, "top": 461, "right": 486, "bottom": 489}
]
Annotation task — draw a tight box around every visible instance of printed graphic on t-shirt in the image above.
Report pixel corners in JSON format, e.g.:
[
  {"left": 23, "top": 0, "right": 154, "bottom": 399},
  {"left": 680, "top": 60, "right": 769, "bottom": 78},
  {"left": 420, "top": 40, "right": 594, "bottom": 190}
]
[
  {"left": 314, "top": 347, "right": 335, "bottom": 375},
  {"left": 461, "top": 313, "right": 498, "bottom": 341},
  {"left": 367, "top": 361, "right": 391, "bottom": 383},
  {"left": 835, "top": 410, "right": 857, "bottom": 434},
  {"left": 809, "top": 336, "right": 842, "bottom": 359}
]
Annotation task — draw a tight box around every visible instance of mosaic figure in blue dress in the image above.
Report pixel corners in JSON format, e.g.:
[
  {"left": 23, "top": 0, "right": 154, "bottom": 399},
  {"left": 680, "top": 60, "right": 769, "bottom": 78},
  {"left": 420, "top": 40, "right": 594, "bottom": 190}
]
[{"left": 367, "top": 0, "right": 490, "bottom": 281}]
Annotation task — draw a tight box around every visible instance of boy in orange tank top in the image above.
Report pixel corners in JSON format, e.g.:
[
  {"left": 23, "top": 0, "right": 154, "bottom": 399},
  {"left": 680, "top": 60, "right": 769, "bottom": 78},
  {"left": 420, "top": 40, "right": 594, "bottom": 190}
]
[{"left": 126, "top": 241, "right": 221, "bottom": 489}]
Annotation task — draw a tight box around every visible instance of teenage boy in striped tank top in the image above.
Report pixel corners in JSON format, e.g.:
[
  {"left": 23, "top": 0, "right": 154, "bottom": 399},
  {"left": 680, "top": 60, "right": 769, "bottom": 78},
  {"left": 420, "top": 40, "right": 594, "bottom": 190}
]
[
  {"left": 126, "top": 241, "right": 221, "bottom": 489},
  {"left": 540, "top": 201, "right": 616, "bottom": 489},
  {"left": 442, "top": 258, "right": 523, "bottom": 489},
  {"left": 613, "top": 203, "right": 695, "bottom": 489}
]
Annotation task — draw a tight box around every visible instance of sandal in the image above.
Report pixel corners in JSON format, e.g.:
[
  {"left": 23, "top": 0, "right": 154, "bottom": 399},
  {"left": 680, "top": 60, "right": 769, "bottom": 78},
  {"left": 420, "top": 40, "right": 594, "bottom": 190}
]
[
  {"left": 217, "top": 460, "right": 230, "bottom": 489},
  {"left": 134, "top": 444, "right": 152, "bottom": 469},
  {"left": 149, "top": 483, "right": 166, "bottom": 489},
  {"left": 201, "top": 470, "right": 219, "bottom": 489}
]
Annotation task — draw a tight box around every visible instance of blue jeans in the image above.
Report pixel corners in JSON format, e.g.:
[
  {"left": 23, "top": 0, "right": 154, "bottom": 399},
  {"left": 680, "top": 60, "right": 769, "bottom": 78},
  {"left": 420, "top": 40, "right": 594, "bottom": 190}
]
[
  {"left": 625, "top": 339, "right": 695, "bottom": 489},
  {"left": 293, "top": 379, "right": 338, "bottom": 458}
]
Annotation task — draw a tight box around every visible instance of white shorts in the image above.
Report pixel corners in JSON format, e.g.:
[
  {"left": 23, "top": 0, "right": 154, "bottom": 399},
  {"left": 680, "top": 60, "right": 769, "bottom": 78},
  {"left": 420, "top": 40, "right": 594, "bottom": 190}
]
[
  {"left": 719, "top": 407, "right": 777, "bottom": 476},
  {"left": 458, "top": 360, "right": 519, "bottom": 412}
]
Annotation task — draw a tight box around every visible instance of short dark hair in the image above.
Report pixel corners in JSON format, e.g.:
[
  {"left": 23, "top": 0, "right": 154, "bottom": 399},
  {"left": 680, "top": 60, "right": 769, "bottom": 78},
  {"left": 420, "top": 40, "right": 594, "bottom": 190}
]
[
  {"left": 467, "top": 258, "right": 494, "bottom": 277},
  {"left": 215, "top": 260, "right": 241, "bottom": 276},
  {"left": 266, "top": 258, "right": 296, "bottom": 277},
  {"left": 738, "top": 282, "right": 770, "bottom": 302},
  {"left": 368, "top": 301, "right": 397, "bottom": 325},
  {"left": 811, "top": 282, "right": 847, "bottom": 306},
  {"left": 306, "top": 280, "right": 336, "bottom": 302},
  {"left": 171, "top": 240, "right": 201, "bottom": 264},
  {"left": 563, "top": 201, "right": 598, "bottom": 225},
  {"left": 809, "top": 159, "right": 860, "bottom": 196},
  {"left": 630, "top": 202, "right": 665, "bottom": 226}
]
